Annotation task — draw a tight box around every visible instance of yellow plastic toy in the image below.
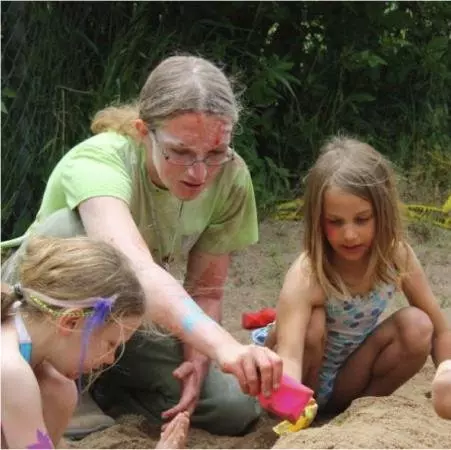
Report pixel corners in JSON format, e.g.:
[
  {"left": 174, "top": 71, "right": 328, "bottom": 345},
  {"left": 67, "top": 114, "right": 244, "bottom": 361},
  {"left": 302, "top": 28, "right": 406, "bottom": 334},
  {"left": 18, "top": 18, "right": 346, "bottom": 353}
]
[{"left": 272, "top": 398, "right": 318, "bottom": 436}]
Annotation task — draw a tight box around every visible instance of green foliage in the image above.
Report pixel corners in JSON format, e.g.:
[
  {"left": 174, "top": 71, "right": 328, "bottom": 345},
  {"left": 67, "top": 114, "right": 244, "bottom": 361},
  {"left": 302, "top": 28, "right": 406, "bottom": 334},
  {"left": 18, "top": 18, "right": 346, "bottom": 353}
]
[{"left": 2, "top": 1, "right": 450, "bottom": 238}]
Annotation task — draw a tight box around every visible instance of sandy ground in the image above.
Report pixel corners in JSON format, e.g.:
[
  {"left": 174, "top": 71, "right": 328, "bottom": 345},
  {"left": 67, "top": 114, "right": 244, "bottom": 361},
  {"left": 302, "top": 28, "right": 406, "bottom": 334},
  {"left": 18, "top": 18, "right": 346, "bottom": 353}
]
[{"left": 72, "top": 219, "right": 451, "bottom": 449}]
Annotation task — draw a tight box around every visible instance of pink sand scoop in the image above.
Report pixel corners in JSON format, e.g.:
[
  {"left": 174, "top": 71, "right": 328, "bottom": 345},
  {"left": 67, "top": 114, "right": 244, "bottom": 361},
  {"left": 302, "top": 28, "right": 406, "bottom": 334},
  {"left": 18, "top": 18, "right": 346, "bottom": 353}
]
[{"left": 258, "top": 374, "right": 313, "bottom": 423}]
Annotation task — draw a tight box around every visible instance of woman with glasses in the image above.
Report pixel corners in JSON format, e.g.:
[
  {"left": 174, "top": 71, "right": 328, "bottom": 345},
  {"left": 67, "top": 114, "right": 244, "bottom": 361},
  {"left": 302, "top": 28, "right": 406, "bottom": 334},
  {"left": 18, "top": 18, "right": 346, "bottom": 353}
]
[{"left": 1, "top": 55, "right": 282, "bottom": 438}]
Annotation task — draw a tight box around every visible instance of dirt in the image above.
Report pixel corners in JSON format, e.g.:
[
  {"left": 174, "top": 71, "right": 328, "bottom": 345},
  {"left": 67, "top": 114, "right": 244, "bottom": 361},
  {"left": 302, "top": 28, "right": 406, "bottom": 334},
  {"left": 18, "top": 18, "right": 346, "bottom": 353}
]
[{"left": 71, "top": 219, "right": 451, "bottom": 449}]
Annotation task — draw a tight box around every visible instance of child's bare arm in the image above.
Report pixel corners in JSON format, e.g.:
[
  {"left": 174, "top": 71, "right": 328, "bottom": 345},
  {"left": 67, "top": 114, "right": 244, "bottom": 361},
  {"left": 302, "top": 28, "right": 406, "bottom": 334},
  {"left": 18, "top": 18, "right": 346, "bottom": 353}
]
[
  {"left": 156, "top": 411, "right": 190, "bottom": 449},
  {"left": 400, "top": 243, "right": 451, "bottom": 365},
  {"left": 275, "top": 255, "right": 324, "bottom": 382},
  {"left": 1, "top": 355, "right": 53, "bottom": 449}
]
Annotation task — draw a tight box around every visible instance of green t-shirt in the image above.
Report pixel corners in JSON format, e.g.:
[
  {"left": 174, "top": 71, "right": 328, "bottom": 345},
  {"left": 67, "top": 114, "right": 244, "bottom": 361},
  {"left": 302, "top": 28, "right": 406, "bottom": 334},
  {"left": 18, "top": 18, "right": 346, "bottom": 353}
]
[{"left": 3, "top": 131, "right": 258, "bottom": 266}]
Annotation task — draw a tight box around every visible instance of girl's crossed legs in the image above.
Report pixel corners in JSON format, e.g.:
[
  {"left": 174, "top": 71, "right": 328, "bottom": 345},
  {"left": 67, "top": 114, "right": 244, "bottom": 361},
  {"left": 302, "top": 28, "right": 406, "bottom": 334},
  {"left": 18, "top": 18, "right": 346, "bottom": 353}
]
[
  {"left": 267, "top": 306, "right": 433, "bottom": 415},
  {"left": 326, "top": 306, "right": 433, "bottom": 413}
]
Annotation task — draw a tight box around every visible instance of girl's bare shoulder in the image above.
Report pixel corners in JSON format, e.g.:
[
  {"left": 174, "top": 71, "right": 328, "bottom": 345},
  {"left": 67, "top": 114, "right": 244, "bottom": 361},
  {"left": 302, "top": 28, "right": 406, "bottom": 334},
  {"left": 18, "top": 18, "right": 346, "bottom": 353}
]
[
  {"left": 393, "top": 240, "right": 420, "bottom": 275},
  {"left": 282, "top": 252, "right": 326, "bottom": 307},
  {"left": 1, "top": 319, "right": 31, "bottom": 372}
]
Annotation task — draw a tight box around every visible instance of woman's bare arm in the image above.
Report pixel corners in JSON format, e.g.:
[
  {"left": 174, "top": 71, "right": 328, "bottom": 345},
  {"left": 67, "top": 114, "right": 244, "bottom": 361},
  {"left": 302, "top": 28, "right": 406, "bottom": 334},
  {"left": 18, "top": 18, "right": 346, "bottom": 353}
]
[
  {"left": 78, "top": 196, "right": 283, "bottom": 396},
  {"left": 78, "top": 196, "right": 238, "bottom": 360}
]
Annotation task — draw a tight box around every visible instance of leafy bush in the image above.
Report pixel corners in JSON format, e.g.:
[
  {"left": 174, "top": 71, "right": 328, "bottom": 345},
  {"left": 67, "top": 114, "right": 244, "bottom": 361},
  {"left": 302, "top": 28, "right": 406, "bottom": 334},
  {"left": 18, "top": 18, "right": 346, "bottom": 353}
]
[{"left": 2, "top": 1, "right": 450, "bottom": 238}]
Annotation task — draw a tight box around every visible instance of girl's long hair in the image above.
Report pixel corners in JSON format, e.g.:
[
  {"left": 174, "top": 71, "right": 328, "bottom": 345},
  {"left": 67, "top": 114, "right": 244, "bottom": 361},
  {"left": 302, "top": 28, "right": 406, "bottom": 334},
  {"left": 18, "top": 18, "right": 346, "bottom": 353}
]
[{"left": 303, "top": 135, "right": 408, "bottom": 298}]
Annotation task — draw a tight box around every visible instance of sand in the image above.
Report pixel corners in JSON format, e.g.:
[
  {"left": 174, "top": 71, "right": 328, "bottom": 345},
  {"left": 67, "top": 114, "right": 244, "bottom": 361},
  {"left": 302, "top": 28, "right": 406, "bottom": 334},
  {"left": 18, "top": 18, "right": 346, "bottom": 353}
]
[{"left": 72, "top": 220, "right": 451, "bottom": 449}]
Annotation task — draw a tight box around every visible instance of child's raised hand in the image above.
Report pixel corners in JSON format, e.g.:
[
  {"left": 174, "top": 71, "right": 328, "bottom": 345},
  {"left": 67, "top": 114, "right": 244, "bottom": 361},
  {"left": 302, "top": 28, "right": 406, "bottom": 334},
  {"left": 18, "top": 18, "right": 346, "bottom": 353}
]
[
  {"left": 156, "top": 411, "right": 190, "bottom": 449},
  {"left": 432, "top": 359, "right": 451, "bottom": 419}
]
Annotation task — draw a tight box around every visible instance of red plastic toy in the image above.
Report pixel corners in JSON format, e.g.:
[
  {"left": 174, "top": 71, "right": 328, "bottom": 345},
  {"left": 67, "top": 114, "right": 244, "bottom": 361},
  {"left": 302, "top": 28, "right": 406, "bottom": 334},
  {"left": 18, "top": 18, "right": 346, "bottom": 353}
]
[
  {"left": 242, "top": 307, "right": 276, "bottom": 329},
  {"left": 258, "top": 374, "right": 314, "bottom": 423}
]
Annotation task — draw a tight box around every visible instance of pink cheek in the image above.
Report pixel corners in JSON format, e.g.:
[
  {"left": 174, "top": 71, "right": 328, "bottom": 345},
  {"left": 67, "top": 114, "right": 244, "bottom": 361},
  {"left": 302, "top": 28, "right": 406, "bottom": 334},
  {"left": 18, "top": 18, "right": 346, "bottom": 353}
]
[{"left": 324, "top": 223, "right": 337, "bottom": 242}]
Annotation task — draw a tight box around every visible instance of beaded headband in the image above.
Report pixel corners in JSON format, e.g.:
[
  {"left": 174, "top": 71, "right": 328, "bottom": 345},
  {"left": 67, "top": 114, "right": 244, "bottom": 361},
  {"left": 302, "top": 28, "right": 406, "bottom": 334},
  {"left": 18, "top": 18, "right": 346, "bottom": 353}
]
[
  {"left": 14, "top": 283, "right": 117, "bottom": 318},
  {"left": 13, "top": 283, "right": 117, "bottom": 391}
]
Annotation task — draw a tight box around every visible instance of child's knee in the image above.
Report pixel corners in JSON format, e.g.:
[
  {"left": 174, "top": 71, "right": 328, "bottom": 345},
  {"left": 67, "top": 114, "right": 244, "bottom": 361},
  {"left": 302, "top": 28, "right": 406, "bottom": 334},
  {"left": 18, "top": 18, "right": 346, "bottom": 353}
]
[{"left": 396, "top": 307, "right": 433, "bottom": 355}]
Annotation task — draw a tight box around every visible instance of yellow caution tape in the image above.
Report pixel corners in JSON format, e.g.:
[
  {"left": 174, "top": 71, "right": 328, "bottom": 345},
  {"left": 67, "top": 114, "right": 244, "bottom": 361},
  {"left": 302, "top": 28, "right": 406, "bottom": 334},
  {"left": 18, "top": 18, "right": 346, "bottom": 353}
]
[
  {"left": 442, "top": 196, "right": 451, "bottom": 214},
  {"left": 271, "top": 199, "right": 304, "bottom": 221},
  {"left": 272, "top": 197, "right": 451, "bottom": 230},
  {"left": 405, "top": 204, "right": 451, "bottom": 230}
]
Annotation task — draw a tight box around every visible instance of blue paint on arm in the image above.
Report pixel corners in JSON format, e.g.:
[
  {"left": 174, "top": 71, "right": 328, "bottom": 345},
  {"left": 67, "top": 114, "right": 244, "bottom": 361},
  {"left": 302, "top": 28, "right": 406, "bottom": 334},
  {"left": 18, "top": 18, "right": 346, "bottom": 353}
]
[{"left": 181, "top": 296, "right": 215, "bottom": 333}]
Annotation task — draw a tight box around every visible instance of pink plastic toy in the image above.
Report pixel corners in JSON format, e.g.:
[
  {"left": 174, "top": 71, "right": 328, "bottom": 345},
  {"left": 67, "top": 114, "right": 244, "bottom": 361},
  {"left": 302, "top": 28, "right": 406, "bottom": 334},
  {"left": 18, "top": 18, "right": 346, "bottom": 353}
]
[{"left": 258, "top": 374, "right": 314, "bottom": 423}]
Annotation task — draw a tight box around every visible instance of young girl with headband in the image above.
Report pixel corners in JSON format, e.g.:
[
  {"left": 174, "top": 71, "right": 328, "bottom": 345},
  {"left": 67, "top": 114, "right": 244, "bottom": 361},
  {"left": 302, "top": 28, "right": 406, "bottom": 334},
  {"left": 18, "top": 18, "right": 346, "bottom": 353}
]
[
  {"left": 1, "top": 236, "right": 189, "bottom": 449},
  {"left": 266, "top": 135, "right": 451, "bottom": 415}
]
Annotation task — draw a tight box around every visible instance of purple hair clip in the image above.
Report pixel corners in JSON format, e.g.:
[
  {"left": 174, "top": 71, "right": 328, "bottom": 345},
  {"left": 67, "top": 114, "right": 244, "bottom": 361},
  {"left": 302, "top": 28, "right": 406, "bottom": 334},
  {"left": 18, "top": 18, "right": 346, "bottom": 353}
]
[
  {"left": 78, "top": 296, "right": 116, "bottom": 393},
  {"left": 86, "top": 297, "right": 115, "bottom": 329}
]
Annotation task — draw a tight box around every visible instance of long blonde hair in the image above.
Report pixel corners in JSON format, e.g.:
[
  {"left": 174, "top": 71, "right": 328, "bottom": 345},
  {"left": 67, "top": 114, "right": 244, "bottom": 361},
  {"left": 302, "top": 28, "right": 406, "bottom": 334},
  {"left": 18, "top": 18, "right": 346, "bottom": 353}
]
[
  {"left": 1, "top": 236, "right": 145, "bottom": 322},
  {"left": 91, "top": 55, "right": 239, "bottom": 139},
  {"left": 303, "top": 135, "right": 406, "bottom": 298}
]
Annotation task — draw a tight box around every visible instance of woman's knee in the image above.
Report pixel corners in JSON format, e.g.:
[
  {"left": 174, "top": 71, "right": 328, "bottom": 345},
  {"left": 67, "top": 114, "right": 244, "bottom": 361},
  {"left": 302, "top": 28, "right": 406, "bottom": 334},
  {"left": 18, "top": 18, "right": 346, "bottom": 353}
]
[
  {"left": 33, "top": 208, "right": 86, "bottom": 239},
  {"left": 196, "top": 372, "right": 261, "bottom": 435},
  {"left": 207, "top": 392, "right": 261, "bottom": 435},
  {"left": 395, "top": 307, "right": 433, "bottom": 355}
]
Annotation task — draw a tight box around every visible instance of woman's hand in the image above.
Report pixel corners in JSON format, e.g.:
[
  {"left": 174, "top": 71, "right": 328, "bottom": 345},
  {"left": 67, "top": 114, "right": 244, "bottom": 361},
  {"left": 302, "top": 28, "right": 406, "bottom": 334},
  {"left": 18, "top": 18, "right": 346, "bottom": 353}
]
[
  {"left": 216, "top": 343, "right": 283, "bottom": 397},
  {"left": 161, "top": 358, "right": 208, "bottom": 423}
]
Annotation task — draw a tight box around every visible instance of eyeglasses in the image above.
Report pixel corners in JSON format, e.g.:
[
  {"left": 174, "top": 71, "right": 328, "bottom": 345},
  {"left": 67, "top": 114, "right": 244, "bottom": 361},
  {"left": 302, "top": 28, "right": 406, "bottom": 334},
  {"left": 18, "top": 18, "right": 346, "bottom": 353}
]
[{"left": 151, "top": 130, "right": 234, "bottom": 167}]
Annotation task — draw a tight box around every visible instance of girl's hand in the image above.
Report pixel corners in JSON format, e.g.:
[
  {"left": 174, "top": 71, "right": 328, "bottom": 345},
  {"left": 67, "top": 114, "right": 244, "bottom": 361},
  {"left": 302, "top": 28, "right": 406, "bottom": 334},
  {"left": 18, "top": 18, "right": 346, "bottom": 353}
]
[
  {"left": 156, "top": 411, "right": 190, "bottom": 449},
  {"left": 216, "top": 343, "right": 283, "bottom": 397},
  {"left": 432, "top": 359, "right": 451, "bottom": 419}
]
